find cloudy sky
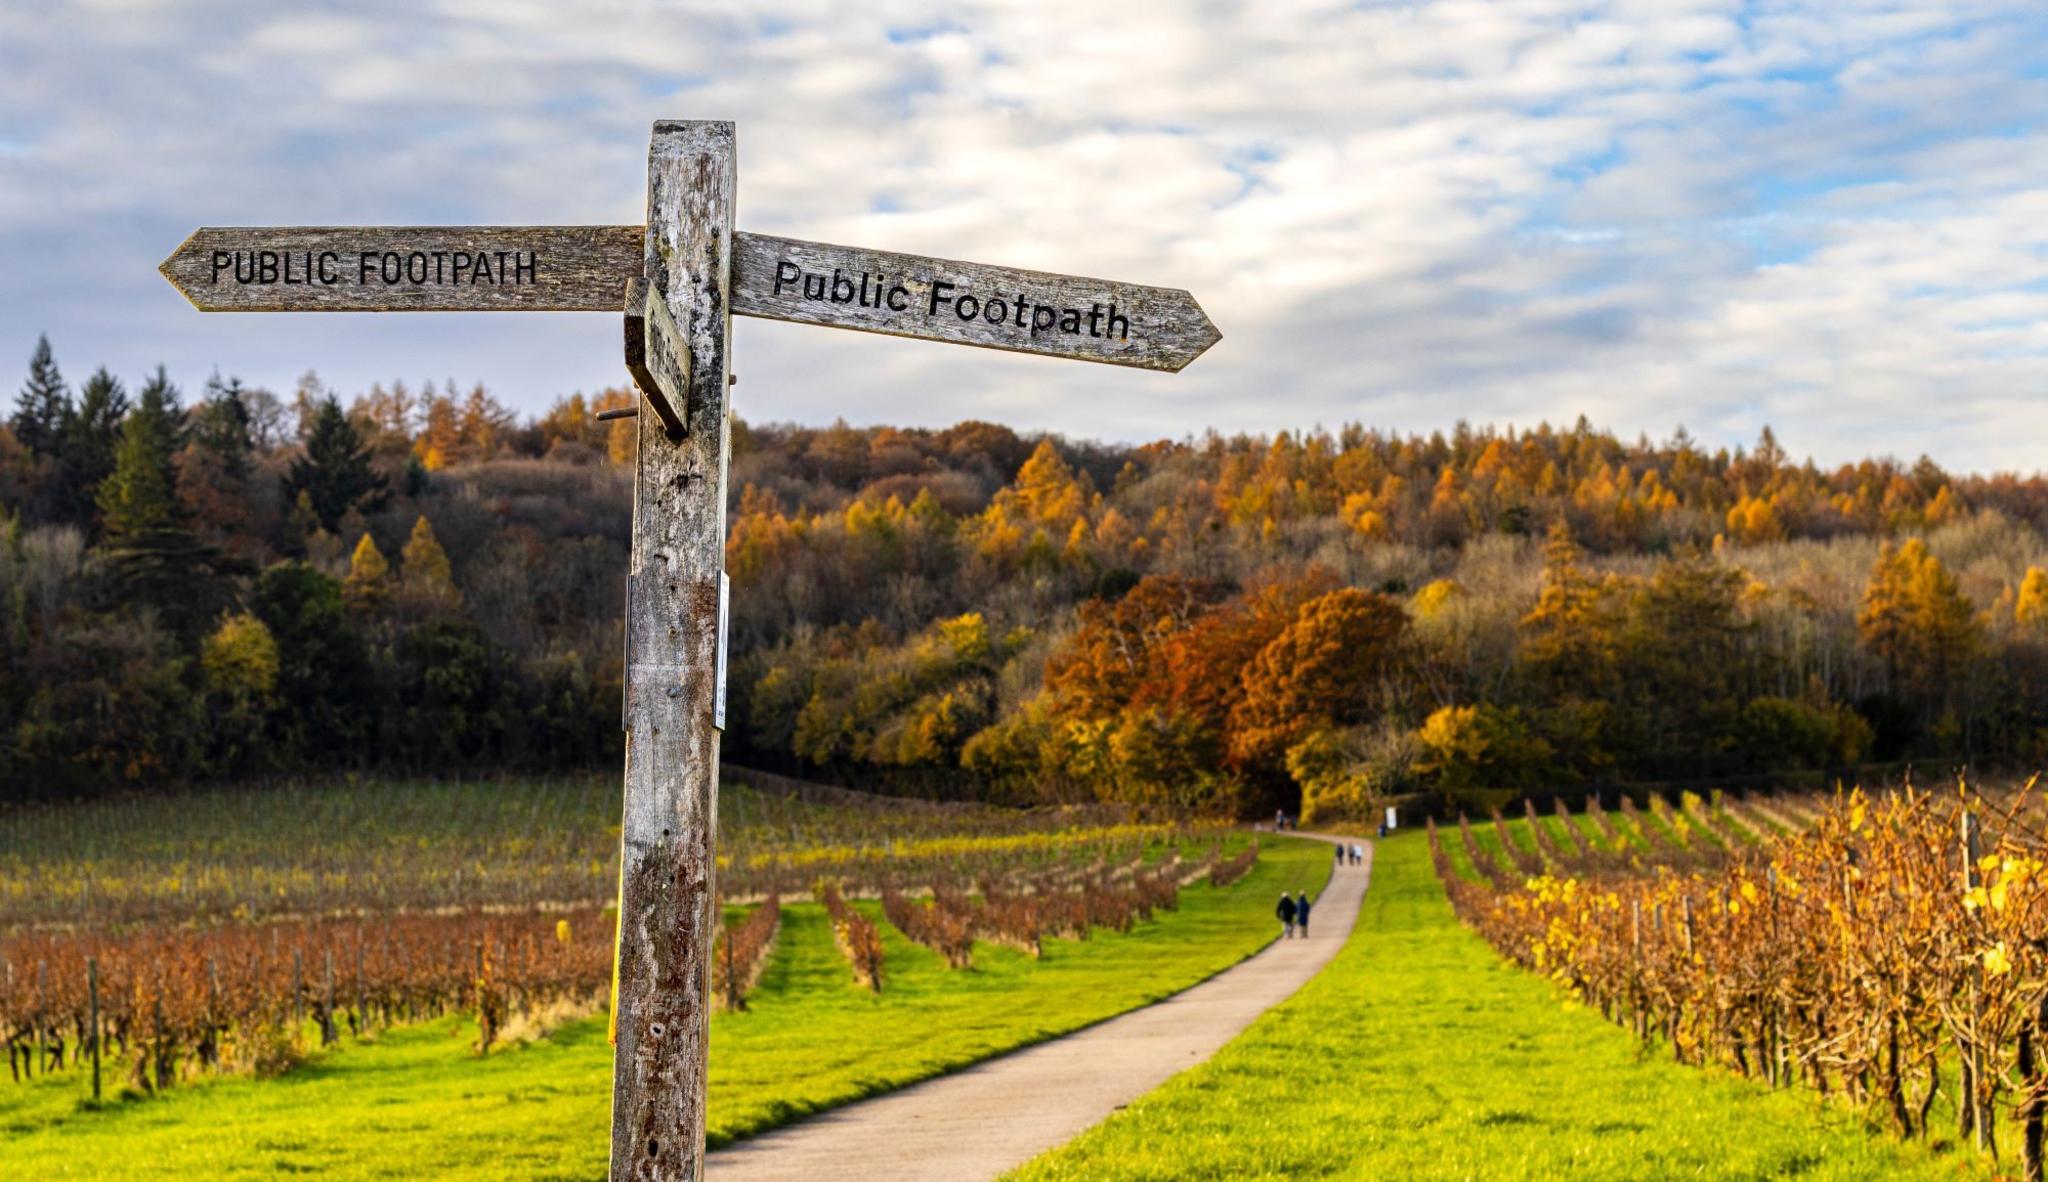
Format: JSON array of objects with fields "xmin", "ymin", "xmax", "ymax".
[{"xmin": 5, "ymin": 1, "xmax": 2048, "ymax": 471}]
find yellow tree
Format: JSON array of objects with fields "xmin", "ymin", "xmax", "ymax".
[
  {"xmin": 400, "ymin": 514, "xmax": 461, "ymax": 606},
  {"xmin": 457, "ymin": 383, "xmax": 513, "ymax": 461},
  {"xmin": 1518, "ymin": 519, "xmax": 1621, "ymax": 694},
  {"xmin": 2016, "ymin": 566, "xmax": 2048, "ymax": 630},
  {"xmin": 537, "ymin": 393, "xmax": 596, "ymax": 452},
  {"xmin": 414, "ymin": 393, "xmax": 461, "ymax": 471},
  {"xmin": 597, "ymin": 387, "xmax": 638, "ymax": 465},
  {"xmin": 969, "ymin": 439, "xmax": 1091, "ymax": 565},
  {"xmin": 1724, "ymin": 494, "xmax": 1785, "ymax": 543},
  {"xmin": 1857, "ymin": 538, "xmax": 1980, "ymax": 696},
  {"xmin": 352, "ymin": 381, "xmax": 417, "ymax": 459},
  {"xmin": 201, "ymin": 611, "xmax": 281, "ymax": 771},
  {"xmin": 201, "ymin": 611, "xmax": 280, "ymax": 700},
  {"xmin": 343, "ymin": 531, "xmax": 391, "ymax": 607}
]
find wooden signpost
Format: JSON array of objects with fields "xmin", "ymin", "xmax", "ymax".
[
  {"xmin": 160, "ymin": 234, "xmax": 1219, "ymax": 371},
  {"xmin": 160, "ymin": 118, "xmax": 1218, "ymax": 1182}
]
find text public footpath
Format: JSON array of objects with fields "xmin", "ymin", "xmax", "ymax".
[
  {"xmin": 210, "ymin": 249, "xmax": 540, "ymax": 287},
  {"xmin": 772, "ymin": 261, "xmax": 1132, "ymax": 342}
]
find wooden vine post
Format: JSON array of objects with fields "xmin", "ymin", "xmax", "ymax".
[
  {"xmin": 1962, "ymin": 809, "xmax": 1990, "ymax": 1153},
  {"xmin": 86, "ymin": 956, "xmax": 99, "ymax": 1102},
  {"xmin": 157, "ymin": 116, "xmax": 1217, "ymax": 1182}
]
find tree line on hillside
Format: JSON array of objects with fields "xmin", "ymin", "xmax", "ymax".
[{"xmin": 6, "ymin": 333, "xmax": 2048, "ymax": 817}]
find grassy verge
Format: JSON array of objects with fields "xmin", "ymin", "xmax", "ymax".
[
  {"xmin": 0, "ymin": 836, "xmax": 1327, "ymax": 1180},
  {"xmin": 1009, "ymin": 833, "xmax": 1984, "ymax": 1182}
]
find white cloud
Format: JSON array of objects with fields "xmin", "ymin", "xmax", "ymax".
[{"xmin": 2, "ymin": 0, "xmax": 2047, "ymax": 471}]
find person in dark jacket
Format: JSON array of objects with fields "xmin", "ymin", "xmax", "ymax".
[
  {"xmin": 1295, "ymin": 890, "xmax": 1312, "ymax": 937},
  {"xmin": 1277, "ymin": 893, "xmax": 1297, "ymax": 938}
]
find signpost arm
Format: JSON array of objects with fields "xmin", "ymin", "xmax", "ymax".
[{"xmin": 608, "ymin": 119, "xmax": 735, "ymax": 1182}]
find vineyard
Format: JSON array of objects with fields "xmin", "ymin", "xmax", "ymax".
[
  {"xmin": 3, "ymin": 910, "xmax": 612, "ymax": 1089},
  {"xmin": 1430, "ymin": 781, "xmax": 2048, "ymax": 1177},
  {"xmin": 0, "ymin": 769, "xmax": 1161, "ymax": 929},
  {"xmin": 0, "ymin": 771, "xmax": 1240, "ymax": 1101}
]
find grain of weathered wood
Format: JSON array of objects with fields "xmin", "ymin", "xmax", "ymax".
[
  {"xmin": 608, "ymin": 119, "xmax": 735, "ymax": 1182},
  {"xmin": 158, "ymin": 226, "xmax": 642, "ymax": 311},
  {"xmin": 729, "ymin": 232, "xmax": 1220, "ymax": 371},
  {"xmin": 623, "ymin": 277, "xmax": 690, "ymax": 441}
]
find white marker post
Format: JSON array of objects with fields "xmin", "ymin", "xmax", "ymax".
[{"xmin": 158, "ymin": 118, "xmax": 1219, "ymax": 1182}]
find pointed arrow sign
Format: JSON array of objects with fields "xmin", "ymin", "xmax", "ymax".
[
  {"xmin": 158, "ymin": 226, "xmax": 644, "ymax": 311},
  {"xmin": 728, "ymin": 234, "xmax": 1219, "ymax": 372},
  {"xmin": 162, "ymin": 227, "xmax": 1220, "ymax": 370}
]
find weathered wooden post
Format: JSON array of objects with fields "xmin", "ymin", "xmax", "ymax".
[
  {"xmin": 86, "ymin": 956, "xmax": 99, "ymax": 1101},
  {"xmin": 2024, "ymin": 992, "xmax": 2046, "ymax": 1182},
  {"xmin": 322, "ymin": 949, "xmax": 337, "ymax": 1046},
  {"xmin": 1962, "ymin": 809, "xmax": 1990, "ymax": 1151},
  {"xmin": 34, "ymin": 959, "xmax": 51, "ymax": 1078},
  {"xmin": 1629, "ymin": 898, "xmax": 1644, "ymax": 1039},
  {"xmin": 608, "ymin": 119, "xmax": 735, "ymax": 1182},
  {"xmin": 1677, "ymin": 895, "xmax": 1694, "ymax": 1064}
]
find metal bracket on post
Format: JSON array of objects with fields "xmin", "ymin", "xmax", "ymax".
[{"xmin": 624, "ymin": 275, "xmax": 690, "ymax": 441}]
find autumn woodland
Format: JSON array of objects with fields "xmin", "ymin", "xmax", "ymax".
[{"xmin": 1, "ymin": 334, "xmax": 2039, "ymax": 823}]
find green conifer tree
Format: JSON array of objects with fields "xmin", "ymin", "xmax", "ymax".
[
  {"xmin": 283, "ymin": 397, "xmax": 389, "ymax": 532},
  {"xmin": 190, "ymin": 372, "xmax": 255, "ymax": 481},
  {"xmin": 59, "ymin": 367, "xmax": 128, "ymax": 529},
  {"xmin": 95, "ymin": 369, "xmax": 222, "ymax": 633},
  {"xmin": 97, "ymin": 400, "xmax": 182, "ymax": 541},
  {"xmin": 11, "ymin": 335, "xmax": 69, "ymax": 456}
]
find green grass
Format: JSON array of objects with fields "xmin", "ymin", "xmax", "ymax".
[
  {"xmin": 0, "ymin": 837, "xmax": 1328, "ymax": 1180},
  {"xmin": 1603, "ymin": 804, "xmax": 1654, "ymax": 850},
  {"xmin": 1535, "ymin": 810, "xmax": 1578, "ymax": 856},
  {"xmin": 1009, "ymin": 833, "xmax": 1986, "ymax": 1182},
  {"xmin": 1709, "ymin": 802, "xmax": 1760, "ymax": 846},
  {"xmin": 1566, "ymin": 806, "xmax": 1616, "ymax": 851},
  {"xmin": 1616, "ymin": 802, "xmax": 1672, "ymax": 849},
  {"xmin": 1462, "ymin": 818, "xmax": 1514, "ymax": 869}
]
